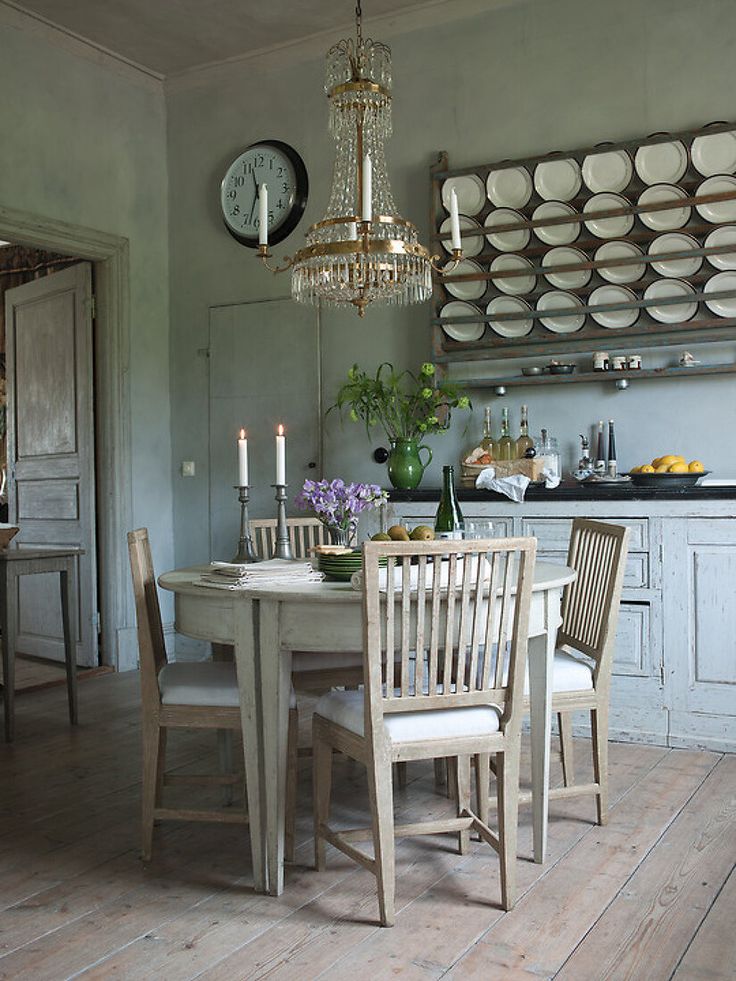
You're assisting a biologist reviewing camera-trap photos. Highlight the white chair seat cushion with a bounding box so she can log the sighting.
[523,649,593,695]
[315,689,501,744]
[158,661,241,707]
[292,650,363,671]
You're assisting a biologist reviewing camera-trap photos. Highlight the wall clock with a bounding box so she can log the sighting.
[220,140,308,248]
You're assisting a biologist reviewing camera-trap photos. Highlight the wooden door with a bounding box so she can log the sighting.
[208,299,321,562]
[5,263,97,667]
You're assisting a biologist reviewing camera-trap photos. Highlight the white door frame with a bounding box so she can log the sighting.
[0,204,133,669]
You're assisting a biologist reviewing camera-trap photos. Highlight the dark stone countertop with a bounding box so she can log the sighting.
[388,481,736,504]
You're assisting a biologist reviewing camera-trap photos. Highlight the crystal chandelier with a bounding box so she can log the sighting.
[257,0,462,316]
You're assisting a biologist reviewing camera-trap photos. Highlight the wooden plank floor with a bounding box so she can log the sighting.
[0,672,733,981]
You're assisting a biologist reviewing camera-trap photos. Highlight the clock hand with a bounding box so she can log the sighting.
[249,181,259,225]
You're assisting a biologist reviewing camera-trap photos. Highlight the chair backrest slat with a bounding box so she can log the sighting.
[127,528,167,713]
[558,519,630,674]
[249,517,328,560]
[361,538,537,743]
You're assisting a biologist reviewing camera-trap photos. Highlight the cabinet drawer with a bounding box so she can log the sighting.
[537,550,648,588]
[613,602,653,678]
[688,518,736,545]
[521,516,648,551]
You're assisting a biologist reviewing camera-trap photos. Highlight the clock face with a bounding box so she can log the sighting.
[220,140,308,248]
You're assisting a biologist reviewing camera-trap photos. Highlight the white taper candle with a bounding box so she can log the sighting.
[450,188,461,251]
[237,429,248,486]
[276,424,286,484]
[362,154,372,222]
[258,183,268,246]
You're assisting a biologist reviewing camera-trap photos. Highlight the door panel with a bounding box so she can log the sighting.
[208,299,321,562]
[5,263,97,666]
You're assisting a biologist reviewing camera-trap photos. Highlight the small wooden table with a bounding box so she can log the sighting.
[1,547,83,742]
[160,561,575,895]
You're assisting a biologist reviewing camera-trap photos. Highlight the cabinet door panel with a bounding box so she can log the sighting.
[522,517,648,550]
[537,550,647,589]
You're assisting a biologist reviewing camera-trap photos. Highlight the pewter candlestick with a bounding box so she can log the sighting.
[232,485,260,564]
[271,483,293,560]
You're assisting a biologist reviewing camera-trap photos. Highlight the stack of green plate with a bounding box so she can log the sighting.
[317,550,388,582]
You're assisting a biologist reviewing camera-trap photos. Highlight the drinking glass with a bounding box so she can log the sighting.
[464,520,494,539]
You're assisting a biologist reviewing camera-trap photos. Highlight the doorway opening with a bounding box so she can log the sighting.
[0,206,133,671]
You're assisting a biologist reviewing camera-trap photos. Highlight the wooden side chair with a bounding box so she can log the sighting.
[546,518,631,824]
[128,528,248,861]
[312,537,537,926]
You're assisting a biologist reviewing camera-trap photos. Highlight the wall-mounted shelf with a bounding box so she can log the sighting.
[430,119,736,368]
[462,362,736,393]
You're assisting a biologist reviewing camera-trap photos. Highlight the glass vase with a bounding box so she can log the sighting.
[328,525,354,548]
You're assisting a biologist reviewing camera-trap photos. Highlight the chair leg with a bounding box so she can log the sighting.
[217,730,234,806]
[312,721,333,872]
[475,753,491,828]
[591,704,609,826]
[497,737,521,911]
[446,757,458,800]
[558,711,575,787]
[285,706,299,862]
[142,722,165,862]
[367,753,395,927]
[433,757,447,788]
[455,756,471,855]
[395,762,408,789]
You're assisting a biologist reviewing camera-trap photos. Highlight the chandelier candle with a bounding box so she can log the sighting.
[362,154,372,222]
[258,184,268,247]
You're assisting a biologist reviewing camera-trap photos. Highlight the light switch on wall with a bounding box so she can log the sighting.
[181,461,196,477]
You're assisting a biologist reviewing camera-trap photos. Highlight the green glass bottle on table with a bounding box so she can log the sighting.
[498,406,515,461]
[435,465,465,539]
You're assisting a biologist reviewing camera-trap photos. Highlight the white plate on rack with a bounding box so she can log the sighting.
[704,224,736,269]
[542,246,591,289]
[589,284,639,328]
[582,149,633,193]
[695,174,736,223]
[537,290,585,332]
[444,259,486,301]
[704,271,736,317]
[648,232,702,278]
[691,130,736,177]
[634,139,688,185]
[534,157,582,201]
[490,254,536,295]
[484,208,530,252]
[643,278,698,323]
[638,184,691,230]
[532,200,580,245]
[485,295,533,337]
[441,175,485,216]
[439,301,486,341]
[594,240,646,283]
[486,166,533,208]
[439,214,484,257]
[583,192,634,238]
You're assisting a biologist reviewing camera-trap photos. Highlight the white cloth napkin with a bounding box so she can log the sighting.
[197,558,323,589]
[350,554,489,592]
[475,466,560,501]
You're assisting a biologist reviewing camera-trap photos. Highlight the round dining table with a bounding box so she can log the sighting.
[159,560,575,896]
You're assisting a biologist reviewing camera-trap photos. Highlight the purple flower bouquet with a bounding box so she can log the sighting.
[295,478,388,547]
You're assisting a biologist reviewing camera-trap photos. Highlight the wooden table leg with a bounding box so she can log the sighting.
[0,567,14,742]
[259,599,292,897]
[59,563,79,726]
[527,591,556,864]
[233,599,267,894]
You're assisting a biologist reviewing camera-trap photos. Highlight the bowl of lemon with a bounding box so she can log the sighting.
[627,455,709,488]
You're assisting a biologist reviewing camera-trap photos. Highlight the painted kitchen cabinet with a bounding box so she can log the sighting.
[378,493,736,752]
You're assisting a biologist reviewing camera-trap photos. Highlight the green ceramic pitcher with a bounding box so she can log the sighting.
[387,438,432,490]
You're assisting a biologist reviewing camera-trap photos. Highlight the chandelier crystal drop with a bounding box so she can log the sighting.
[257,1,461,316]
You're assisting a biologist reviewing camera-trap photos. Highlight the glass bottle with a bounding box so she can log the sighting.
[595,420,606,476]
[480,406,497,461]
[607,419,617,478]
[515,404,534,458]
[435,465,465,539]
[498,407,515,461]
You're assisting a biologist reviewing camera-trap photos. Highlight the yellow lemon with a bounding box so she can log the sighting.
[688,460,705,473]
[640,464,655,473]
[668,462,689,473]
[655,464,670,473]
[658,454,682,468]
[629,465,641,473]
[651,457,663,467]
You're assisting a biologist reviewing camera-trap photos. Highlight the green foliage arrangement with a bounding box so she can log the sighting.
[330,362,471,442]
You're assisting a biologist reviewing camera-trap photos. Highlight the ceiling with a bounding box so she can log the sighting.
[7,0,444,77]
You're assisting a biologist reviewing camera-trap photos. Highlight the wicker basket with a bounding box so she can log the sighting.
[461,458,545,487]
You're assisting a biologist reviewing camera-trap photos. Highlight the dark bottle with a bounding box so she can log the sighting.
[607,419,617,478]
[595,420,606,476]
[435,465,465,539]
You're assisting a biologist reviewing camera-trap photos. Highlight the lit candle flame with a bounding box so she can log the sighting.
[277,424,284,436]
[239,428,246,439]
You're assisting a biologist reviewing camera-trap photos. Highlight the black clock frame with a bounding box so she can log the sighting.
[221,139,309,249]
